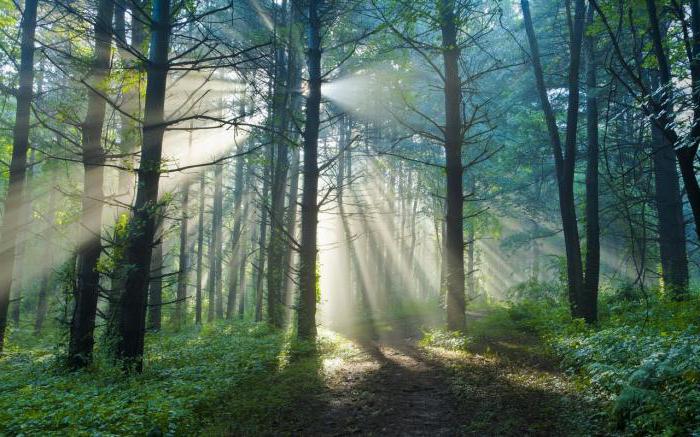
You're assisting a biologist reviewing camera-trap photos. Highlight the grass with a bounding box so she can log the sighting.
[0,320,365,436]
[420,304,604,436]
[461,289,700,436]
[0,322,315,435]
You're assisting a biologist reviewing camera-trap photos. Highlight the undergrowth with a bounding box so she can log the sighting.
[508,291,700,436]
[0,321,338,436]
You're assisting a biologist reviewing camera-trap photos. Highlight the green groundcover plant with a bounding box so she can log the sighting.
[0,322,289,435]
[509,292,700,435]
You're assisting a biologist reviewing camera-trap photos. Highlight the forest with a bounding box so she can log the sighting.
[0,0,699,434]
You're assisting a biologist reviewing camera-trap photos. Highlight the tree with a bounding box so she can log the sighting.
[522,0,597,320]
[68,0,115,368]
[297,0,322,340]
[439,0,466,331]
[115,0,171,371]
[0,0,39,352]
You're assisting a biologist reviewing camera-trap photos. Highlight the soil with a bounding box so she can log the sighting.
[287,314,602,436]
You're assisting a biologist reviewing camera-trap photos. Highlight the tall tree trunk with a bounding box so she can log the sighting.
[11,150,36,326]
[174,180,190,329]
[214,164,224,319]
[466,224,475,300]
[649,82,689,297]
[254,152,270,323]
[266,0,291,329]
[68,0,114,368]
[408,188,418,296]
[281,147,299,318]
[115,0,171,371]
[0,0,38,352]
[35,185,57,335]
[645,0,690,298]
[107,0,145,339]
[207,163,223,322]
[440,0,466,331]
[280,1,303,320]
[522,0,586,318]
[297,0,322,340]
[195,171,205,324]
[266,112,290,326]
[147,238,162,330]
[242,216,260,317]
[582,6,600,323]
[226,156,247,319]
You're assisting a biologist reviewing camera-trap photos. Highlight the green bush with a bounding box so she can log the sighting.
[509,293,700,435]
[0,321,289,435]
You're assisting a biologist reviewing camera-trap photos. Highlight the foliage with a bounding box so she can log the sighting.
[0,321,296,435]
[506,278,565,304]
[420,328,470,350]
[509,292,700,435]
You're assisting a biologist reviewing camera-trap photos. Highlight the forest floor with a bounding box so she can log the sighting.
[207,309,605,436]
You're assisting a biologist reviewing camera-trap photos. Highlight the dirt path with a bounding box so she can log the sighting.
[290,316,602,436]
[303,336,465,436]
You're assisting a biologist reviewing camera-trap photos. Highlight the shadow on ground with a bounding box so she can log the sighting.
[208,312,603,436]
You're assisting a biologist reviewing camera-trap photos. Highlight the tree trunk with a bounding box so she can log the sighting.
[466,225,476,300]
[440,0,466,331]
[68,0,114,368]
[281,147,299,319]
[254,152,270,322]
[521,0,586,318]
[582,5,600,323]
[11,150,36,326]
[241,216,260,318]
[35,185,57,335]
[106,1,145,338]
[207,163,223,322]
[0,0,38,352]
[115,0,171,371]
[147,239,162,331]
[297,0,322,340]
[280,1,303,320]
[265,1,292,329]
[226,154,247,319]
[195,171,205,324]
[645,0,691,298]
[174,180,190,329]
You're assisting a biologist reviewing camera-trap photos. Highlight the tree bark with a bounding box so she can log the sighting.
[645,0,691,298]
[35,184,57,335]
[174,179,190,329]
[195,171,205,324]
[281,147,299,319]
[10,150,36,326]
[115,0,171,371]
[521,0,586,318]
[440,0,466,331]
[266,97,290,326]
[254,151,270,323]
[297,0,322,340]
[241,215,260,317]
[582,5,600,323]
[68,0,114,368]
[147,239,162,331]
[207,163,223,322]
[0,0,39,352]
[280,2,303,320]
[226,155,247,319]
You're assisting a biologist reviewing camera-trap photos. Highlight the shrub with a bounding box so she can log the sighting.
[0,321,288,435]
[508,293,700,435]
